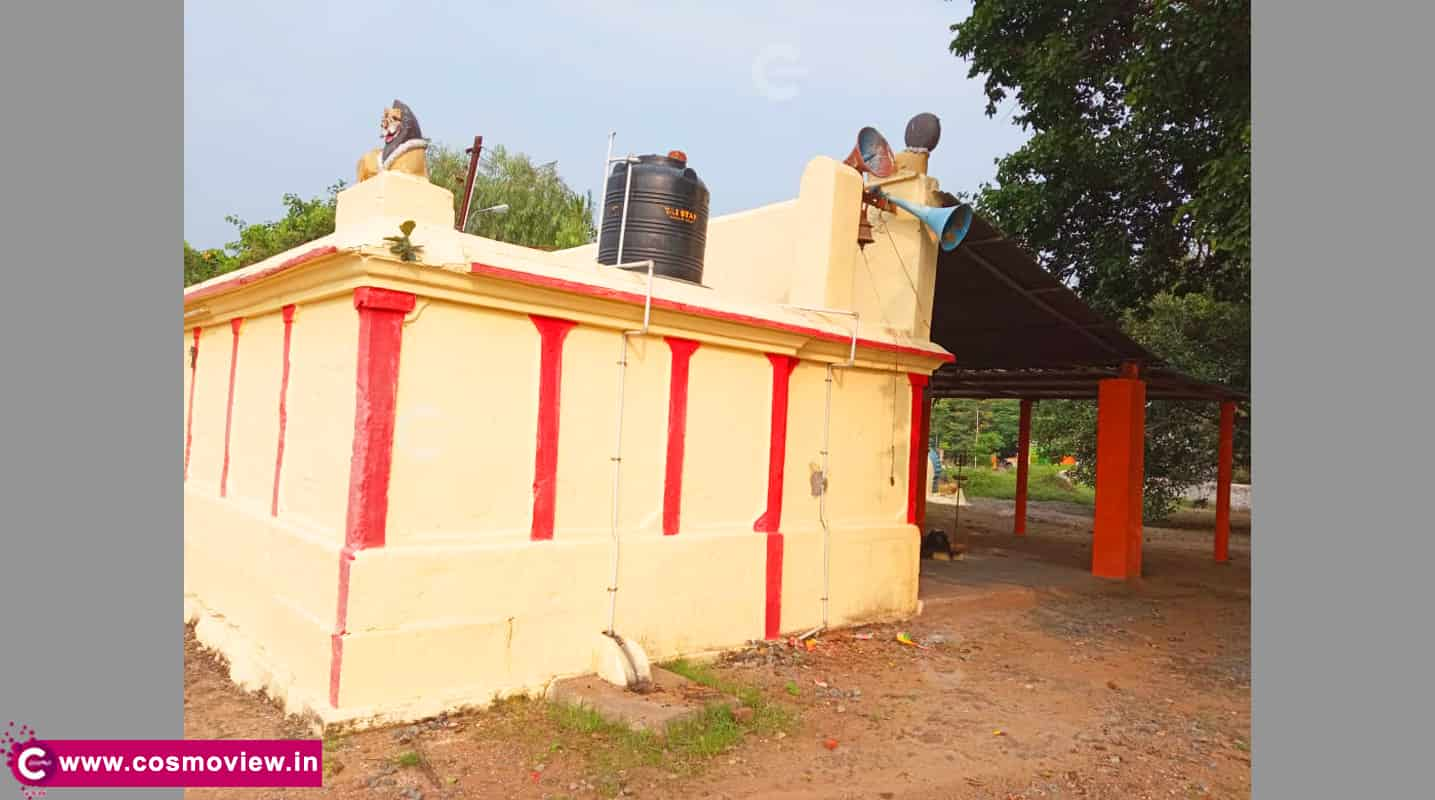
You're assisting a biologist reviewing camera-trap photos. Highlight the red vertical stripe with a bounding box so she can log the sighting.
[529,315,577,541]
[330,549,353,709]
[906,373,929,526]
[1214,400,1235,562]
[184,327,201,481]
[764,533,784,640]
[754,354,798,533]
[271,305,297,517]
[755,353,797,640]
[662,337,701,536]
[330,287,416,708]
[918,390,932,530]
[219,318,244,497]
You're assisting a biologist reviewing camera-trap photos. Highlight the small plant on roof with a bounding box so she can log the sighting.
[385,220,423,262]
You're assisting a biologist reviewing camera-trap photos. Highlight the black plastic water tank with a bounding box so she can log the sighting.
[597,151,709,284]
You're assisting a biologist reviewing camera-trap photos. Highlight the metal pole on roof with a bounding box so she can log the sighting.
[456,135,484,231]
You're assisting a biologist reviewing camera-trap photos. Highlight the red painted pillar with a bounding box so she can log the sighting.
[1014,399,1033,536]
[906,373,930,527]
[271,305,297,517]
[1092,364,1146,579]
[1214,400,1236,563]
[529,315,578,541]
[662,337,700,536]
[755,354,798,640]
[219,317,244,498]
[331,286,416,709]
[184,326,201,481]
[918,390,933,531]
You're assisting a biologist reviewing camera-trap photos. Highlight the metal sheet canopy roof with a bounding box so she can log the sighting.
[928,214,1244,402]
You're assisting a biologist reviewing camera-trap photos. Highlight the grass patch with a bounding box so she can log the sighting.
[940,462,1095,505]
[534,661,798,796]
[662,658,796,736]
[392,750,421,769]
[321,730,347,753]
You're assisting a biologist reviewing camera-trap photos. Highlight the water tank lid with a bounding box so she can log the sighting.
[667,150,688,164]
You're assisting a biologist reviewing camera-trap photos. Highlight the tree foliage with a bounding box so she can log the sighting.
[950,0,1251,520]
[931,398,1024,465]
[950,0,1250,316]
[1033,291,1250,520]
[427,143,595,250]
[182,184,343,287]
[183,144,594,286]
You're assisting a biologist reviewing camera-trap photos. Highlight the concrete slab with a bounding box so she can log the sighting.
[548,667,733,733]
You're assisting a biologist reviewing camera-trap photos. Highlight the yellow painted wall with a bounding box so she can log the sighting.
[387,301,540,542]
[680,344,770,532]
[184,166,948,727]
[277,298,361,535]
[699,200,798,305]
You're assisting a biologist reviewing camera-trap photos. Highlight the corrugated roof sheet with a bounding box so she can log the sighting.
[928,215,1243,402]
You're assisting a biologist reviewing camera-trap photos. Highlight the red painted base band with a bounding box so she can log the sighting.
[662,337,701,536]
[184,327,201,481]
[272,305,296,517]
[530,315,578,541]
[220,318,244,497]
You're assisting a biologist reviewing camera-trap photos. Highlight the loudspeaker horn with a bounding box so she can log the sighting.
[842,127,897,178]
[867,188,974,252]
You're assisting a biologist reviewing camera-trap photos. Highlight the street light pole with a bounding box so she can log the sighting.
[464,203,509,234]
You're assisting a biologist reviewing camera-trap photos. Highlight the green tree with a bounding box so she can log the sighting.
[950,0,1250,316]
[184,241,234,287]
[950,0,1251,520]
[931,398,1023,466]
[1033,291,1250,520]
[184,144,595,287]
[427,143,595,250]
[221,183,345,271]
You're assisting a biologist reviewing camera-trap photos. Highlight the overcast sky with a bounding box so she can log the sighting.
[184,0,1029,249]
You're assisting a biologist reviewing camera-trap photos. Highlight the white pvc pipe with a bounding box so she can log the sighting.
[615,155,637,265]
[785,307,858,639]
[604,258,655,637]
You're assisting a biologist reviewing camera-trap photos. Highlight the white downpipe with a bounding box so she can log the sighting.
[605,258,656,638]
[780,306,859,639]
[614,154,637,265]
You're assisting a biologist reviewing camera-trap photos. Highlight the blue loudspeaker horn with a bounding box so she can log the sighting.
[869,189,974,252]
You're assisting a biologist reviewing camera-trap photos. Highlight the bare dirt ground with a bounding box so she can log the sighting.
[185,499,1251,800]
